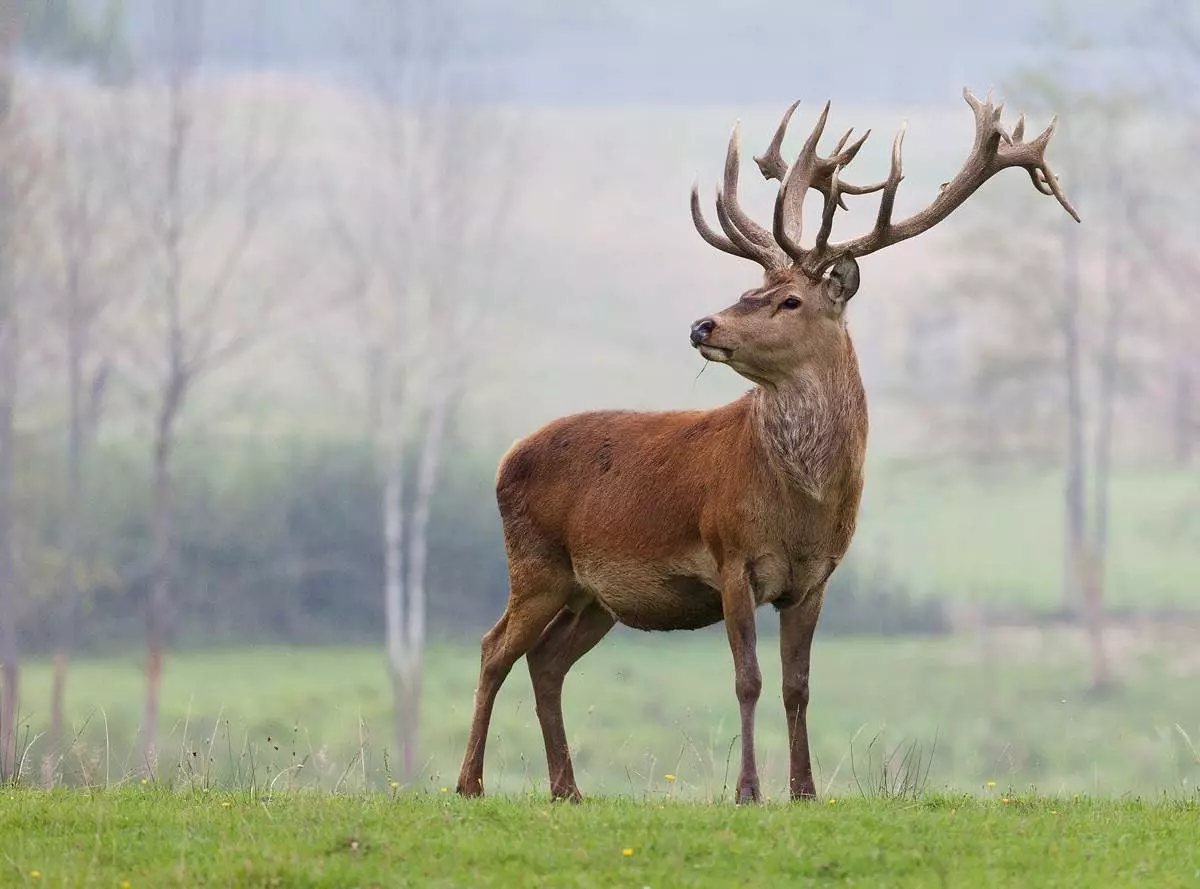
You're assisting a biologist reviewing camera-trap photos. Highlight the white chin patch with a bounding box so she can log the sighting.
[699,345,732,362]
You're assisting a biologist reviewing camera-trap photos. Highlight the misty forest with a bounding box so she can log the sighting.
[0,0,1198,814]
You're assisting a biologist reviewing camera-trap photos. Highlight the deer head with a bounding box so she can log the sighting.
[689,87,1080,386]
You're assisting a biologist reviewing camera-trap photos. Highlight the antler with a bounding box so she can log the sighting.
[691,87,1080,278]
[809,87,1081,274]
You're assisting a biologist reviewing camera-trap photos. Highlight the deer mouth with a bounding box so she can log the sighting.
[697,344,733,362]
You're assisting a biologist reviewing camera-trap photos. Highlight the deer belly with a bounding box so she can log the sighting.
[572,556,725,632]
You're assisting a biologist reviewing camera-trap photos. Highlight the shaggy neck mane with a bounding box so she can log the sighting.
[750,334,866,500]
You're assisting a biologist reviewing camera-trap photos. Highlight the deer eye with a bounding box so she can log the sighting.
[781,296,802,309]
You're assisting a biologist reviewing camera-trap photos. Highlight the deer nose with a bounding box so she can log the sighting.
[690,318,716,346]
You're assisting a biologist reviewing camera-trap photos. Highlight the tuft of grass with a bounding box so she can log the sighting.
[2,789,1198,888]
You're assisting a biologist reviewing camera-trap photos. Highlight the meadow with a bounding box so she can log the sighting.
[856,463,1200,612]
[11,626,1200,801]
[3,790,1199,887]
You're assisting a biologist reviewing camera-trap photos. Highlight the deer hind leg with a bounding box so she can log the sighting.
[526,598,615,802]
[455,562,571,799]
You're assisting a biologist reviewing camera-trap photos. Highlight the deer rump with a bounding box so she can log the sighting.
[495,399,839,632]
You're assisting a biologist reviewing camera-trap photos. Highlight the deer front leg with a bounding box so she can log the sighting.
[779,593,823,800]
[722,566,762,804]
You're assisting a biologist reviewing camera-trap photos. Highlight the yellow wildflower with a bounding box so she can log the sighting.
[389,781,399,790]
[622,848,634,857]
[664,774,676,782]
[121,883,132,889]
[827,798,837,805]
[985,780,997,788]
[440,787,448,793]
[221,801,231,808]
[29,871,41,880]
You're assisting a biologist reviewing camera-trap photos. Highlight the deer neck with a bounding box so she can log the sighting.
[750,337,867,501]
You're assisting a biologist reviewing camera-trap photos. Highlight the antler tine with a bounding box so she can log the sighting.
[1012,111,1026,143]
[771,100,833,264]
[721,122,789,267]
[691,182,750,260]
[875,123,907,233]
[1022,116,1079,220]
[827,128,880,205]
[832,127,853,155]
[753,99,800,182]
[812,164,843,260]
[714,186,775,263]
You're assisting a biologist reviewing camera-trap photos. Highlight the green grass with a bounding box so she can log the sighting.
[12,630,1200,799]
[857,464,1200,610]
[2,789,1198,888]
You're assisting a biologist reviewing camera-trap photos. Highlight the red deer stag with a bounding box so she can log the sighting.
[456,87,1078,803]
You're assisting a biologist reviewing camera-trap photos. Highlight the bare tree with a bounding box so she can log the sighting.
[0,0,21,781]
[38,91,121,787]
[109,0,290,776]
[900,75,1147,690]
[334,0,518,775]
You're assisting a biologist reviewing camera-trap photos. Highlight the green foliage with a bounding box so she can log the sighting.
[17,435,510,652]
[1,789,1198,887]
[822,561,950,637]
[15,436,954,653]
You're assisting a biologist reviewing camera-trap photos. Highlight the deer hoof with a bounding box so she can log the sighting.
[455,778,484,798]
[736,781,762,804]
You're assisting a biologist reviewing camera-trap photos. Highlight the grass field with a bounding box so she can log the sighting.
[12,627,1200,800]
[2,790,1199,888]
[855,463,1200,612]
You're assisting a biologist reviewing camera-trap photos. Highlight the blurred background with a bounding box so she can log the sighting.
[0,0,1197,799]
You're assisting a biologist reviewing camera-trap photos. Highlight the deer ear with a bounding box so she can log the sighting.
[824,254,860,306]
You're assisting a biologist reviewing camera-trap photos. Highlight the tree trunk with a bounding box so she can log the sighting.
[377,359,416,774]
[45,310,85,787]
[1172,359,1194,467]
[1082,178,1124,695]
[1079,548,1110,692]
[1061,206,1087,619]
[140,374,183,778]
[398,380,453,776]
[0,0,21,786]
[0,299,17,782]
[393,662,422,778]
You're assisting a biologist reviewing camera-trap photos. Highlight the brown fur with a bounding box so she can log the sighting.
[456,262,867,803]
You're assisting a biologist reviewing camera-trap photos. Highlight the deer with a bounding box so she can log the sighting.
[456,87,1079,804]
